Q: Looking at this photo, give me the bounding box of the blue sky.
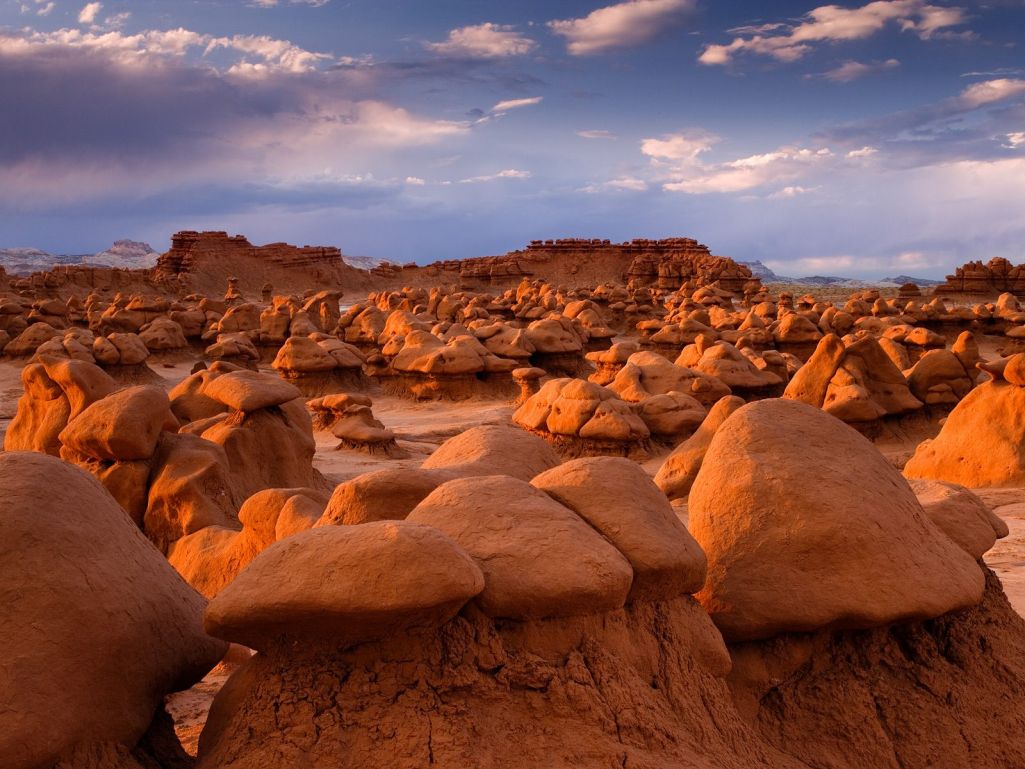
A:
[1,0,1023,277]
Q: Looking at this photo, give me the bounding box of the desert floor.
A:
[3,356,1023,755]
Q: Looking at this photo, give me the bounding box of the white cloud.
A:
[405,176,426,185]
[24,0,56,16]
[492,96,543,112]
[768,185,819,199]
[700,0,968,66]
[1005,132,1025,149]
[582,177,647,192]
[209,34,334,74]
[959,78,1025,108]
[459,169,532,183]
[640,131,718,163]
[847,145,879,158]
[577,129,617,139]
[661,146,834,194]
[0,26,339,75]
[105,12,131,30]
[548,0,694,56]
[78,2,102,25]
[250,0,333,6]
[425,23,536,58]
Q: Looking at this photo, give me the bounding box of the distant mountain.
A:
[341,254,395,270]
[81,239,158,269]
[740,260,944,288]
[0,247,87,274]
[880,274,945,286]
[739,260,791,282]
[0,240,157,274]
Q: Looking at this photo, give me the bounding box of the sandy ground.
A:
[2,356,1023,755]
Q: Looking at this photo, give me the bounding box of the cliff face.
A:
[153,231,378,296]
[935,257,1025,297]
[385,238,758,294]
[7,233,756,300]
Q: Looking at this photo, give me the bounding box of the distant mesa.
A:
[151,230,377,295]
[935,257,1025,297]
[403,237,758,294]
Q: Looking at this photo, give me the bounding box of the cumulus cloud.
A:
[405,176,426,185]
[0,26,470,209]
[425,23,536,58]
[699,0,969,66]
[577,129,617,139]
[640,130,718,164]
[959,78,1025,108]
[78,2,102,25]
[548,0,694,56]
[492,96,542,112]
[651,141,836,195]
[0,25,342,75]
[1006,132,1025,149]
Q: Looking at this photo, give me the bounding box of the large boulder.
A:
[407,475,633,620]
[531,457,706,601]
[0,452,224,769]
[58,385,177,461]
[904,379,1025,488]
[654,395,746,500]
[909,479,1009,559]
[689,399,984,641]
[421,424,560,481]
[204,521,484,651]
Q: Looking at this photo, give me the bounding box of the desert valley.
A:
[5,0,1025,766]
[4,231,1025,768]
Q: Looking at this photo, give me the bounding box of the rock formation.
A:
[935,256,1025,297]
[0,452,224,769]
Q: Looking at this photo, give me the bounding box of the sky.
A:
[1,0,1024,277]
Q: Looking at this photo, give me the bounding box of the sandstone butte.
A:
[9,231,761,300]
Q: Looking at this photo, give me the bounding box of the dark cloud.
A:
[0,44,320,164]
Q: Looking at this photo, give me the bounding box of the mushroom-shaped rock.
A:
[139,316,188,351]
[317,468,455,526]
[407,475,633,620]
[654,395,746,500]
[307,392,374,430]
[331,404,399,453]
[904,379,1025,488]
[608,351,731,408]
[421,424,560,482]
[0,452,225,769]
[689,399,984,642]
[909,479,1008,559]
[203,369,302,412]
[906,349,976,406]
[58,385,176,461]
[784,334,922,422]
[272,334,337,373]
[204,521,484,651]
[532,457,706,601]
[513,377,651,455]
[636,391,707,438]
